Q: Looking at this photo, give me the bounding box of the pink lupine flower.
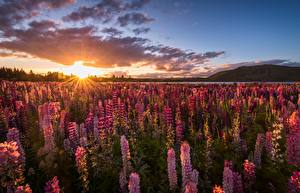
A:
[223,165,234,193]
[121,135,131,168]
[167,148,178,190]
[254,133,265,168]
[16,184,32,193]
[0,141,24,187]
[128,172,140,193]
[184,181,197,193]
[287,111,300,165]
[44,176,60,193]
[75,146,89,191]
[243,160,255,190]
[180,141,192,187]
[287,171,300,193]
[213,185,225,193]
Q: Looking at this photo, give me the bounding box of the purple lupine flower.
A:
[121,135,131,169]
[233,172,244,193]
[119,168,127,193]
[253,133,265,168]
[6,128,25,161]
[167,148,178,190]
[44,176,60,193]
[128,172,140,193]
[287,171,300,193]
[265,131,273,157]
[180,141,192,187]
[223,165,234,193]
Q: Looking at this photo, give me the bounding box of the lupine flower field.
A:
[0,81,299,193]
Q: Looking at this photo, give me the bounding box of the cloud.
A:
[117,13,154,27]
[0,0,74,34]
[101,27,123,36]
[132,27,150,35]
[0,21,224,71]
[63,0,151,23]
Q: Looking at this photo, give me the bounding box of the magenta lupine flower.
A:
[223,165,234,193]
[287,171,300,193]
[180,141,192,187]
[184,181,197,193]
[120,135,131,169]
[253,133,265,168]
[167,148,178,190]
[16,184,32,193]
[243,160,255,190]
[213,185,225,193]
[67,122,78,146]
[164,106,173,128]
[128,172,140,193]
[6,128,25,161]
[15,101,24,111]
[44,176,60,193]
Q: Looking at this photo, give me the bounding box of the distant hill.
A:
[208,64,300,82]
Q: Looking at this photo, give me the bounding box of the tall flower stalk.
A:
[75,146,89,192]
[167,148,178,191]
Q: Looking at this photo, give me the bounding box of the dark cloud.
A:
[63,0,122,22]
[117,13,154,27]
[0,0,74,33]
[132,27,150,35]
[101,27,123,36]
[63,0,151,23]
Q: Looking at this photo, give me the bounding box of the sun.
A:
[63,61,95,79]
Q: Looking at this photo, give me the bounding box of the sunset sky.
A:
[0,0,299,78]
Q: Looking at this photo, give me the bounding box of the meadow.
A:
[0,80,299,193]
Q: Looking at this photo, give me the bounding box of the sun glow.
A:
[63,61,98,79]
